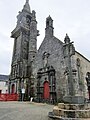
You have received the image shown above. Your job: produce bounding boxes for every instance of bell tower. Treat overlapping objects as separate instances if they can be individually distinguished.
[9,0,39,100]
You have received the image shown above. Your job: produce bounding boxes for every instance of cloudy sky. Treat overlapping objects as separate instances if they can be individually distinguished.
[0,0,90,75]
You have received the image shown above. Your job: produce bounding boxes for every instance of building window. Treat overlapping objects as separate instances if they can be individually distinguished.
[86,72,90,100]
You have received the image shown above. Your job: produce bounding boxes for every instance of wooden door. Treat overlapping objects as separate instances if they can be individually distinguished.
[44,81,50,99]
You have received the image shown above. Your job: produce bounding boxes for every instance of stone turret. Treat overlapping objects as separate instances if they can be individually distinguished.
[45,15,54,37]
[28,10,38,64]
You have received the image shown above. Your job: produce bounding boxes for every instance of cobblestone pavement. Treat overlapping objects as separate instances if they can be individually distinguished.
[0,102,54,120]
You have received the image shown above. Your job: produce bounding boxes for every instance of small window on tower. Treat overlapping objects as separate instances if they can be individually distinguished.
[47,21,49,26]
[26,15,31,27]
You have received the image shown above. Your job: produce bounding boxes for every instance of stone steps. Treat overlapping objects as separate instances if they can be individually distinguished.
[48,103,90,120]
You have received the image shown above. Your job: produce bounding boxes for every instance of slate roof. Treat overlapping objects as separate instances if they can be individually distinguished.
[0,75,9,81]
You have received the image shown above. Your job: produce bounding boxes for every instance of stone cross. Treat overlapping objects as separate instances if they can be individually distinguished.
[63,34,75,96]
[63,34,85,104]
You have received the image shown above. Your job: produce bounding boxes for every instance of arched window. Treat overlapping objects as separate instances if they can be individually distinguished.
[11,84,15,94]
[86,72,90,100]
[26,15,31,28]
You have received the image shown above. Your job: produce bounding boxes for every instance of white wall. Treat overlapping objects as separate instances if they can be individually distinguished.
[0,81,8,93]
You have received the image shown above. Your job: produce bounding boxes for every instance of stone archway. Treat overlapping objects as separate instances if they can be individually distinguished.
[43,81,50,99]
[37,65,56,104]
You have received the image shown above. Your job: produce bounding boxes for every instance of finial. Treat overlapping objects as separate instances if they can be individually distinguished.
[49,15,51,18]
[23,0,31,12]
[47,15,52,20]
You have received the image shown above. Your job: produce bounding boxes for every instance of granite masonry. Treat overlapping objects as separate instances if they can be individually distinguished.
[9,0,90,104]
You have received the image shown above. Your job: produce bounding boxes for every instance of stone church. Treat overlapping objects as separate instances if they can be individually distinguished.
[9,0,90,103]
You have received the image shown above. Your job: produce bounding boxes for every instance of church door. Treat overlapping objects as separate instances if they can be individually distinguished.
[44,81,50,99]
[11,84,15,94]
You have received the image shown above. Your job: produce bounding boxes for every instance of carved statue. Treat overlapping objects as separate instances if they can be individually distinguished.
[43,52,50,68]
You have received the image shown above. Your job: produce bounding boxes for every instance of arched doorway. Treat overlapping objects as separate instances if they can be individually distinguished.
[11,84,15,94]
[44,81,50,99]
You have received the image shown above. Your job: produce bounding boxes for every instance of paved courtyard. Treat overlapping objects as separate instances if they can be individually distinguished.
[0,102,54,120]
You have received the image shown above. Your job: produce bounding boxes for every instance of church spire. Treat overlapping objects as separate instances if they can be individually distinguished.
[23,0,31,13]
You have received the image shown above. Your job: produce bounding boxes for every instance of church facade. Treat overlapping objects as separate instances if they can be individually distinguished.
[9,0,90,103]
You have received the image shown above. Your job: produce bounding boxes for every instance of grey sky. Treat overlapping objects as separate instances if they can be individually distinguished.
[0,0,90,75]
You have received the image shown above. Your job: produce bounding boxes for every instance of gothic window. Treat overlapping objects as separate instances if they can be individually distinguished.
[26,15,31,27]
[46,17,53,27]
[46,21,49,27]
[86,72,90,85]
[86,72,90,100]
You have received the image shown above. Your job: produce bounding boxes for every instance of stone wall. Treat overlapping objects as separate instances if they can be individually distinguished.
[34,36,66,101]
[73,51,90,99]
